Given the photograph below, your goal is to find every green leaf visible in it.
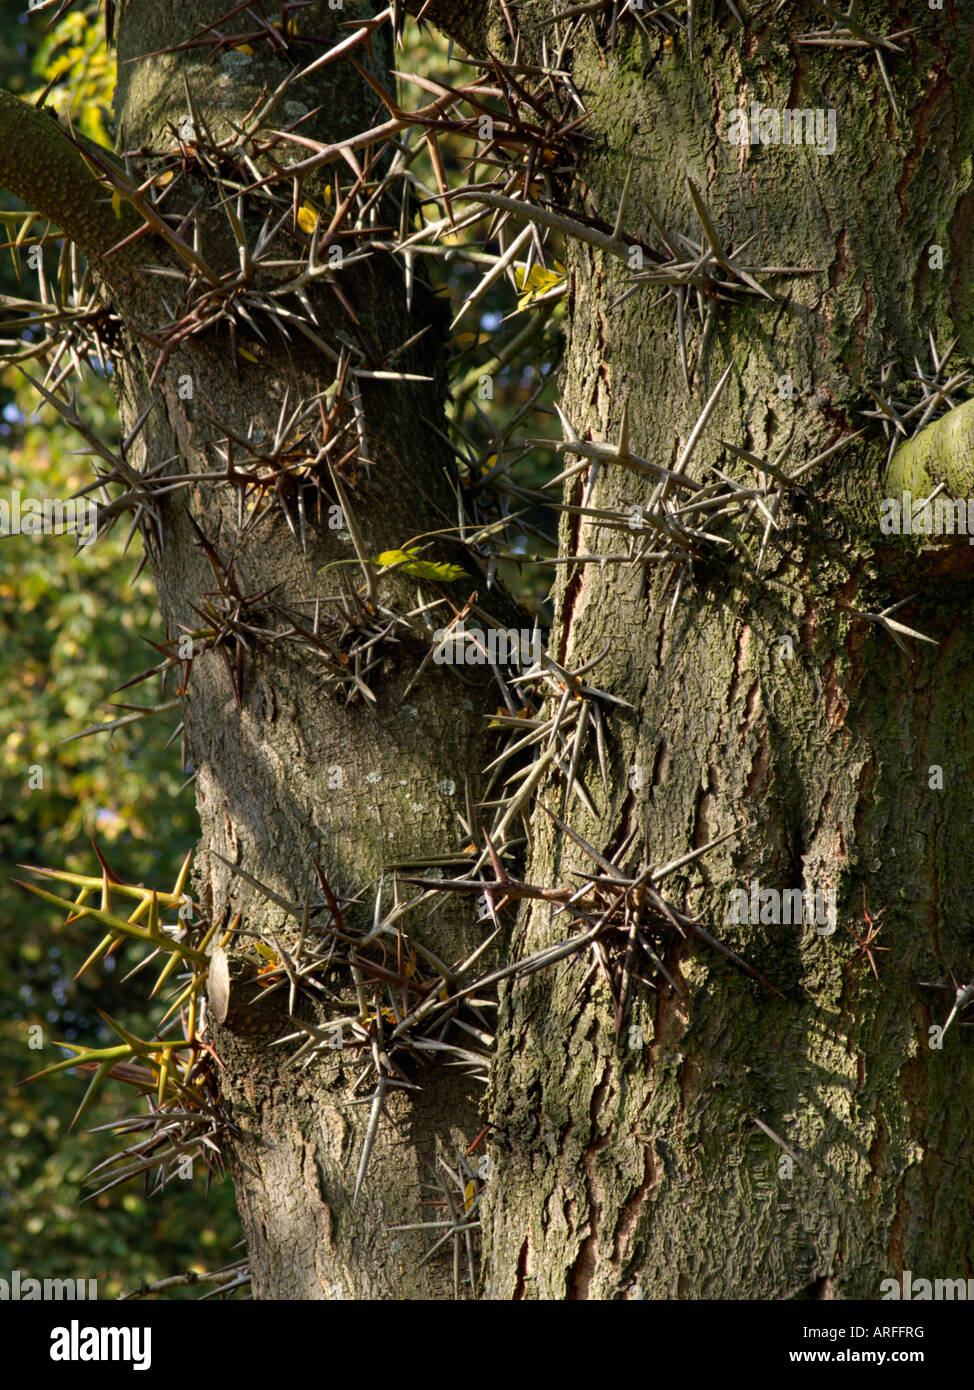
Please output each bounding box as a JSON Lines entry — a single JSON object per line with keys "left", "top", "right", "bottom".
{"left": 373, "top": 547, "right": 469, "bottom": 583}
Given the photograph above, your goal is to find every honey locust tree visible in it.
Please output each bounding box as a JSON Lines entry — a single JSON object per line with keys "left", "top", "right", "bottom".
{"left": 4, "top": 0, "right": 974, "bottom": 1300}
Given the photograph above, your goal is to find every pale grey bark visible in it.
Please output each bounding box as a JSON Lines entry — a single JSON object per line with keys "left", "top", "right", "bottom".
{"left": 10, "top": 0, "right": 973, "bottom": 1300}
{"left": 482, "top": 6, "right": 974, "bottom": 1299}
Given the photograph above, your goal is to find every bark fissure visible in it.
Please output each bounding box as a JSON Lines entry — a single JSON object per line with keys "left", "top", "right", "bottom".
{"left": 9, "top": 0, "right": 974, "bottom": 1300}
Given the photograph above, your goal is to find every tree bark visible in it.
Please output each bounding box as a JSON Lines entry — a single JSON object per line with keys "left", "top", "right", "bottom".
{"left": 107, "top": 0, "right": 515, "bottom": 1299}
{"left": 6, "top": 0, "right": 974, "bottom": 1300}
{"left": 480, "top": 3, "right": 974, "bottom": 1299}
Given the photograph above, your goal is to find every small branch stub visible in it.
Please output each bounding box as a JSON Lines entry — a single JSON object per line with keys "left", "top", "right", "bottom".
{"left": 208, "top": 945, "right": 289, "bottom": 1039}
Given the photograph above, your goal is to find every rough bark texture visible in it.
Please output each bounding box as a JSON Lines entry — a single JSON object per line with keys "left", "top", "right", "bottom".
{"left": 107, "top": 0, "right": 517, "bottom": 1299}
{"left": 7, "top": 0, "right": 974, "bottom": 1300}
{"left": 480, "top": 4, "right": 974, "bottom": 1299}
{"left": 0, "top": 90, "right": 144, "bottom": 281}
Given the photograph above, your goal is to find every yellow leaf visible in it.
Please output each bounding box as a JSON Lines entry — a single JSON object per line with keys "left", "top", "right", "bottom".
{"left": 111, "top": 191, "right": 122, "bottom": 220}
{"left": 234, "top": 43, "right": 254, "bottom": 54}
{"left": 373, "top": 547, "right": 469, "bottom": 583}
{"left": 463, "top": 1180, "right": 476, "bottom": 1214}
{"left": 297, "top": 202, "right": 320, "bottom": 235}
{"left": 514, "top": 261, "right": 566, "bottom": 310}
{"left": 238, "top": 347, "right": 259, "bottom": 363}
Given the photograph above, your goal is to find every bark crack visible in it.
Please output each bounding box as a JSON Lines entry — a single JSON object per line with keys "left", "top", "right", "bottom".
{"left": 568, "top": 1059, "right": 613, "bottom": 1298}
{"left": 513, "top": 1237, "right": 529, "bottom": 1300}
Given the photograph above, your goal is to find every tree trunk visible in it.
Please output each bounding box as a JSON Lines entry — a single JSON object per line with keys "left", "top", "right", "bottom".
{"left": 6, "top": 0, "right": 974, "bottom": 1300}
{"left": 108, "top": 0, "right": 515, "bottom": 1300}
{"left": 480, "top": 3, "right": 974, "bottom": 1299}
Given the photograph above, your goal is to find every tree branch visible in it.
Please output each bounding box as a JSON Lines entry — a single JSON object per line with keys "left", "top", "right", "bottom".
{"left": 0, "top": 90, "right": 148, "bottom": 290}
{"left": 402, "top": 0, "right": 494, "bottom": 55}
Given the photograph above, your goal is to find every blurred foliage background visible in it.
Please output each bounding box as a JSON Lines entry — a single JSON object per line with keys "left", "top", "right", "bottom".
{"left": 0, "top": 1, "right": 242, "bottom": 1298}
{"left": 0, "top": 1, "right": 560, "bottom": 1297}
